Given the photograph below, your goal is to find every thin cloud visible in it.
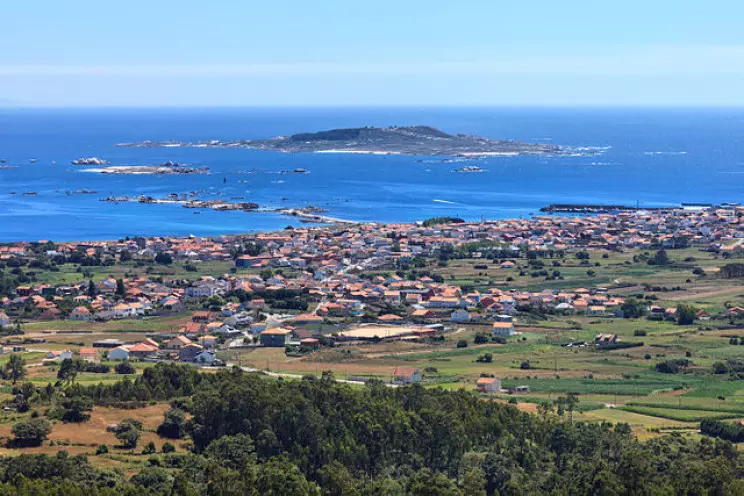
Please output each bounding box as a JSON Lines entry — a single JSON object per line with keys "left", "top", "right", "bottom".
{"left": 1, "top": 45, "right": 744, "bottom": 77}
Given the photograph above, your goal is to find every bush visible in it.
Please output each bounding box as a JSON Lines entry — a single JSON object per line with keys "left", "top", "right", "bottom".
{"left": 96, "top": 444, "right": 109, "bottom": 455}
{"left": 115, "top": 361, "right": 136, "bottom": 374}
{"left": 142, "top": 441, "right": 156, "bottom": 455}
{"left": 655, "top": 359, "right": 691, "bottom": 374}
{"left": 162, "top": 442, "right": 175, "bottom": 453}
{"left": 520, "top": 361, "right": 531, "bottom": 370}
{"left": 473, "top": 333, "right": 489, "bottom": 345}
{"left": 634, "top": 329, "right": 647, "bottom": 337}
{"left": 476, "top": 353, "right": 493, "bottom": 363}
{"left": 456, "top": 340, "right": 468, "bottom": 349}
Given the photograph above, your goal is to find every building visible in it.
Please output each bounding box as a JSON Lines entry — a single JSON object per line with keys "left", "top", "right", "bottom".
{"left": 594, "top": 333, "right": 618, "bottom": 348}
{"left": 93, "top": 338, "right": 125, "bottom": 348}
{"left": 476, "top": 377, "right": 501, "bottom": 393}
{"left": 194, "top": 350, "right": 216, "bottom": 364}
{"left": 79, "top": 347, "right": 99, "bottom": 363}
{"left": 260, "top": 328, "right": 292, "bottom": 347}
{"left": 179, "top": 344, "right": 205, "bottom": 362}
{"left": 69, "top": 306, "right": 91, "bottom": 322}
{"left": 492, "top": 321, "right": 515, "bottom": 337}
{"left": 392, "top": 366, "right": 422, "bottom": 384}
{"left": 107, "top": 346, "right": 130, "bottom": 361}
{"left": 128, "top": 342, "right": 158, "bottom": 359}
{"left": 165, "top": 335, "right": 192, "bottom": 350}
{"left": 450, "top": 309, "right": 471, "bottom": 323}
{"left": 0, "top": 312, "right": 9, "bottom": 327}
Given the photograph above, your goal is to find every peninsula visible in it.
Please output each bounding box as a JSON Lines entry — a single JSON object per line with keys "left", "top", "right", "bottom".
{"left": 118, "top": 125, "right": 579, "bottom": 156}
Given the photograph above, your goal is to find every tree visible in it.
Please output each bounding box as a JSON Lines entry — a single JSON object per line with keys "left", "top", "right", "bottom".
{"left": 204, "top": 434, "right": 256, "bottom": 470}
{"left": 621, "top": 298, "right": 647, "bottom": 319}
{"left": 4, "top": 353, "right": 26, "bottom": 384}
{"left": 115, "top": 278, "right": 125, "bottom": 297}
{"left": 115, "top": 419, "right": 141, "bottom": 449}
{"left": 456, "top": 340, "right": 468, "bottom": 348}
{"left": 677, "top": 303, "right": 697, "bottom": 325}
{"left": 141, "top": 441, "right": 156, "bottom": 454}
{"left": 87, "top": 279, "right": 97, "bottom": 297}
{"left": 256, "top": 457, "right": 319, "bottom": 496}
{"left": 57, "top": 358, "right": 84, "bottom": 385}
{"left": 154, "top": 252, "right": 173, "bottom": 265}
{"left": 11, "top": 418, "right": 51, "bottom": 447}
{"left": 56, "top": 396, "right": 93, "bottom": 423}
{"left": 156, "top": 408, "right": 186, "bottom": 439}
{"left": 651, "top": 250, "right": 669, "bottom": 266}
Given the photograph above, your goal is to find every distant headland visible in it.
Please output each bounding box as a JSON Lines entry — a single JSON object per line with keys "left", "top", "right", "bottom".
{"left": 118, "top": 125, "right": 590, "bottom": 157}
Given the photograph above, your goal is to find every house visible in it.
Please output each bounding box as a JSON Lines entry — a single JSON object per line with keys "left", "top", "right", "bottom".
{"left": 260, "top": 328, "right": 293, "bottom": 347}
{"left": 411, "top": 309, "right": 434, "bottom": 320}
{"left": 79, "top": 347, "right": 99, "bottom": 363}
{"left": 594, "top": 333, "right": 618, "bottom": 348}
{"left": 107, "top": 346, "right": 130, "bottom": 361}
{"left": 128, "top": 342, "right": 158, "bottom": 359}
{"left": 166, "top": 335, "right": 193, "bottom": 350}
{"left": 450, "top": 309, "right": 471, "bottom": 323}
{"left": 426, "top": 297, "right": 460, "bottom": 309}
{"left": 198, "top": 335, "right": 218, "bottom": 348}
{"left": 45, "top": 349, "right": 73, "bottom": 362}
{"left": 697, "top": 309, "right": 711, "bottom": 321}
{"left": 69, "top": 306, "right": 91, "bottom": 321}
{"left": 587, "top": 305, "right": 607, "bottom": 316}
{"left": 290, "top": 314, "right": 324, "bottom": 325}
{"left": 0, "top": 312, "right": 11, "bottom": 327}
{"left": 476, "top": 377, "right": 501, "bottom": 393}
{"left": 179, "top": 343, "right": 205, "bottom": 362}
{"left": 194, "top": 350, "right": 216, "bottom": 364}
{"left": 492, "top": 321, "right": 515, "bottom": 337}
{"left": 392, "top": 366, "right": 422, "bottom": 384}
{"left": 192, "top": 311, "right": 211, "bottom": 323}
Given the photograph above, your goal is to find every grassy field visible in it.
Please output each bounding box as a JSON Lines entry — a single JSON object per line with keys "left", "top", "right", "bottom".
{"left": 6, "top": 244, "right": 744, "bottom": 437}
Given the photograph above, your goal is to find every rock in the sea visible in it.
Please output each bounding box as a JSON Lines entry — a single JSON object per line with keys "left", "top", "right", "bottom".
{"left": 71, "top": 157, "right": 109, "bottom": 165}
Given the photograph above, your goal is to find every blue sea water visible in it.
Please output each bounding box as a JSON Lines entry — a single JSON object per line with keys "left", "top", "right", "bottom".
{"left": 0, "top": 107, "right": 742, "bottom": 242}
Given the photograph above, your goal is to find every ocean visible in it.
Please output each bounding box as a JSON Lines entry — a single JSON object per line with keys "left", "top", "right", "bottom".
{"left": 0, "top": 107, "right": 742, "bottom": 242}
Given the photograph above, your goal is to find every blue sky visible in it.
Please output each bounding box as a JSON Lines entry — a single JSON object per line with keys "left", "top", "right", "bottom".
{"left": 2, "top": 0, "right": 744, "bottom": 106}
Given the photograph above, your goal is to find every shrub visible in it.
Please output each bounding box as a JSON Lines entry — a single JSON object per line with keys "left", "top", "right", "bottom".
{"left": 96, "top": 444, "right": 109, "bottom": 455}
{"left": 115, "top": 361, "right": 136, "bottom": 375}
{"left": 456, "top": 340, "right": 468, "bottom": 349}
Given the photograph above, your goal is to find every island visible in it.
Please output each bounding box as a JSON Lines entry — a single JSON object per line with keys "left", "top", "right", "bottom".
{"left": 117, "top": 125, "right": 584, "bottom": 157}
{"left": 82, "top": 161, "right": 209, "bottom": 175}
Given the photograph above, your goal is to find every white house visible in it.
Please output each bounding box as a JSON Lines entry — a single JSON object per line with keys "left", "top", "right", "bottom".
{"left": 0, "top": 312, "right": 10, "bottom": 327}
{"left": 450, "top": 309, "right": 471, "bottom": 323}
{"left": 492, "top": 321, "right": 515, "bottom": 337}
{"left": 107, "top": 346, "right": 130, "bottom": 361}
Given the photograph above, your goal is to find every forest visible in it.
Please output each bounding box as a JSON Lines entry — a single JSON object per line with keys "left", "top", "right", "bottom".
{"left": 2, "top": 363, "right": 743, "bottom": 495}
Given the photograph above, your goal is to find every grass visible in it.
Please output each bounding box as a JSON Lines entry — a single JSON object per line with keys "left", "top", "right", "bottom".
{"left": 619, "top": 405, "right": 740, "bottom": 422}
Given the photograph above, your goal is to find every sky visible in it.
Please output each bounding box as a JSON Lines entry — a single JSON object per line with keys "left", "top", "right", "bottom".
{"left": 2, "top": 0, "right": 744, "bottom": 107}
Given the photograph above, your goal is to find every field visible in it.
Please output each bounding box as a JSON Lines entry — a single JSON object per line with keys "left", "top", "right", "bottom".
{"left": 5, "top": 244, "right": 744, "bottom": 448}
